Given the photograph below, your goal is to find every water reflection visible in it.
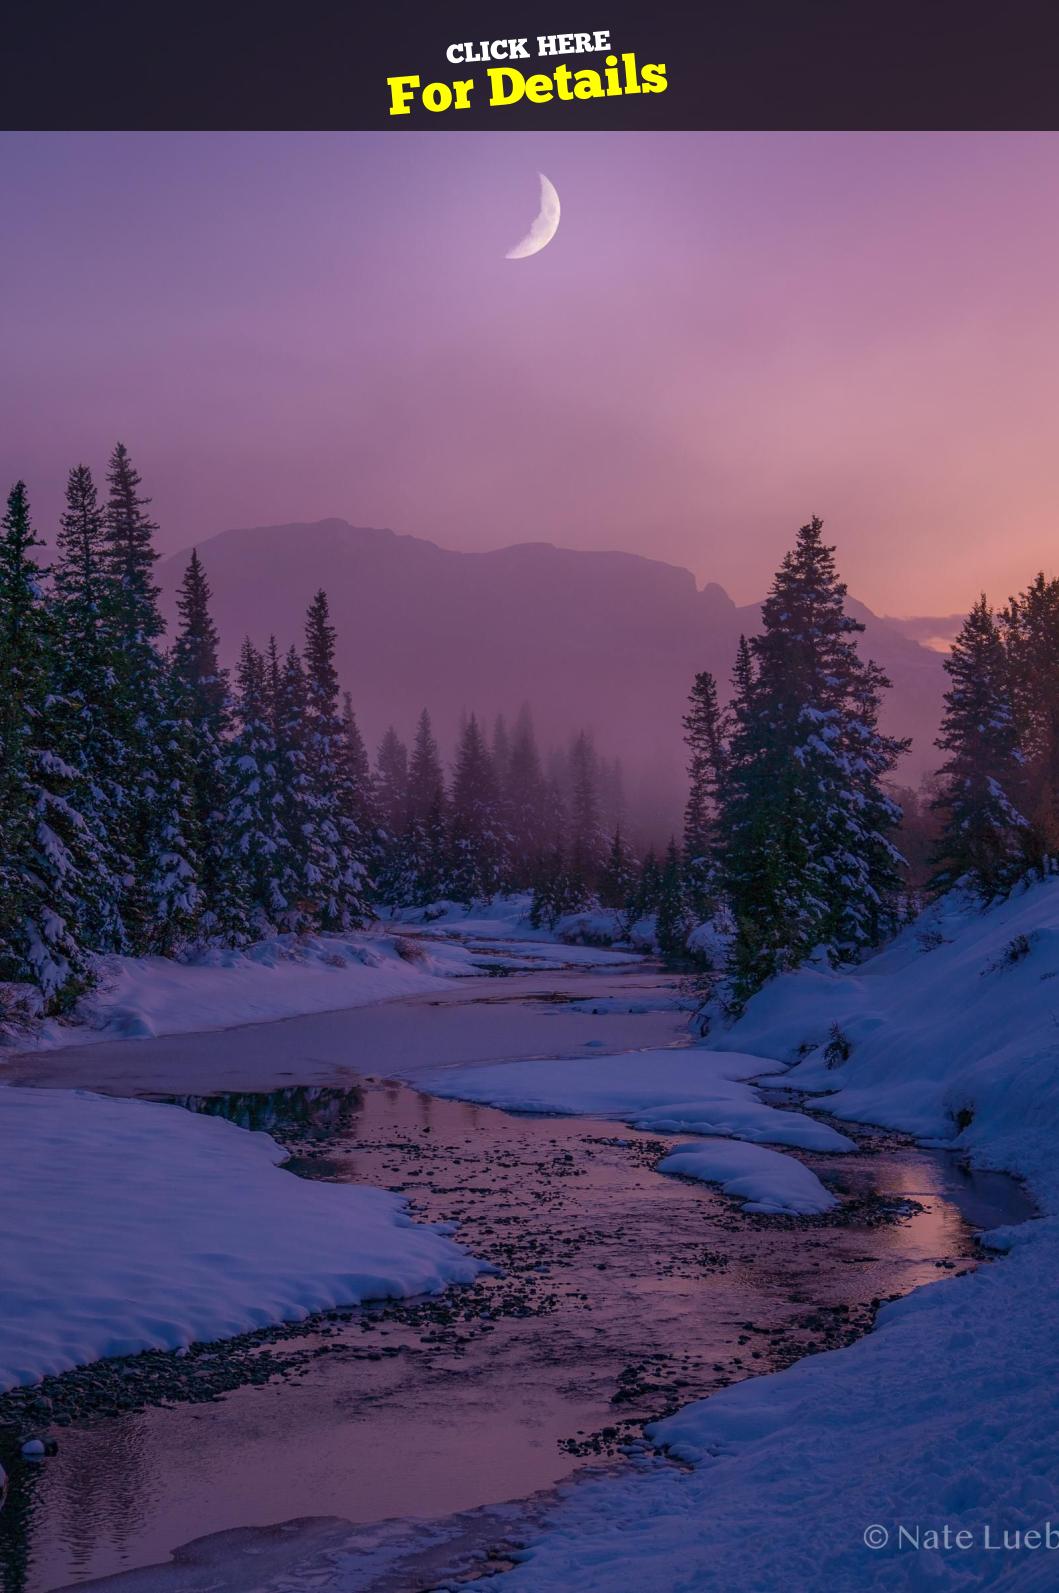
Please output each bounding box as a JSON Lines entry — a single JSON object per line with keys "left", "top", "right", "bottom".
{"left": 157, "top": 1084, "right": 363, "bottom": 1140}
{"left": 2, "top": 1079, "right": 1034, "bottom": 1593}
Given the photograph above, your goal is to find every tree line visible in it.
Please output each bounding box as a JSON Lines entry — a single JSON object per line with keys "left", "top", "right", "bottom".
{"left": 670, "top": 519, "right": 1059, "bottom": 1008}
{"left": 0, "top": 446, "right": 634, "bottom": 1006}
{"left": 1, "top": 454, "right": 1052, "bottom": 1014}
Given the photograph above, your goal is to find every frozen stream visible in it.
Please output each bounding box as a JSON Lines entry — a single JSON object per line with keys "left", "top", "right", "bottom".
{"left": 0, "top": 954, "right": 1035, "bottom": 1593}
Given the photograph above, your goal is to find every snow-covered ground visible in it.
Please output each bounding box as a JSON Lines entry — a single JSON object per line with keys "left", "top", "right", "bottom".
{"left": 490, "top": 880, "right": 1059, "bottom": 1591}
{"left": 1, "top": 904, "right": 640, "bottom": 1056}
{"left": 0, "top": 900, "right": 644, "bottom": 1396}
{"left": 657, "top": 1138, "right": 838, "bottom": 1215}
{"left": 417, "top": 1049, "right": 852, "bottom": 1214}
{"left": 0, "top": 1084, "right": 484, "bottom": 1392}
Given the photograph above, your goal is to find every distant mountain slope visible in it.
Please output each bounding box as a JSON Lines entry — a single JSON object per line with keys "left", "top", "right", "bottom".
{"left": 158, "top": 520, "right": 946, "bottom": 827}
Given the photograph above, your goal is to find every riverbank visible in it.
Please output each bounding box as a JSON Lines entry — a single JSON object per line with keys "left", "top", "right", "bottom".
{"left": 4, "top": 889, "right": 1055, "bottom": 1592}
{"left": 1, "top": 1067, "right": 1003, "bottom": 1592}
{"left": 456, "top": 880, "right": 1059, "bottom": 1592}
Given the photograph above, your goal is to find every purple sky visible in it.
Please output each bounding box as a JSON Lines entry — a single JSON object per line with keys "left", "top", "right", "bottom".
{"left": 3, "top": 130, "right": 1059, "bottom": 613}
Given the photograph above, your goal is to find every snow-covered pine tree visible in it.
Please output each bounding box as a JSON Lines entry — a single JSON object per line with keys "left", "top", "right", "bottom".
{"left": 655, "top": 838, "right": 692, "bottom": 966}
{"left": 0, "top": 482, "right": 98, "bottom": 1002}
{"left": 682, "top": 669, "right": 727, "bottom": 916}
{"left": 340, "top": 691, "right": 380, "bottom": 901}
{"left": 448, "top": 713, "right": 504, "bottom": 904}
{"left": 721, "top": 519, "right": 907, "bottom": 1003}
{"left": 528, "top": 841, "right": 589, "bottom": 928}
{"left": 301, "top": 589, "right": 370, "bottom": 931}
{"left": 51, "top": 463, "right": 128, "bottom": 951}
{"left": 932, "top": 595, "right": 1030, "bottom": 897}
{"left": 403, "top": 708, "right": 449, "bottom": 905}
{"left": 341, "top": 693, "right": 377, "bottom": 839}
{"left": 999, "top": 573, "right": 1059, "bottom": 858}
{"left": 373, "top": 726, "right": 410, "bottom": 907}
{"left": 143, "top": 675, "right": 203, "bottom": 954}
{"left": 229, "top": 637, "right": 289, "bottom": 933}
{"left": 103, "top": 442, "right": 164, "bottom": 650}
{"left": 598, "top": 825, "right": 638, "bottom": 913}
{"left": 271, "top": 641, "right": 313, "bottom": 931}
{"left": 101, "top": 442, "right": 198, "bottom": 951}
{"left": 631, "top": 847, "right": 663, "bottom": 923}
{"left": 171, "top": 549, "right": 248, "bottom": 943}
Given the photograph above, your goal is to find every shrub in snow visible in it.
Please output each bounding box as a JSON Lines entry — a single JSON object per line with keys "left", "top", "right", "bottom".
{"left": 394, "top": 934, "right": 426, "bottom": 963}
{"left": 554, "top": 909, "right": 621, "bottom": 947}
{"left": 823, "top": 1023, "right": 853, "bottom": 1067}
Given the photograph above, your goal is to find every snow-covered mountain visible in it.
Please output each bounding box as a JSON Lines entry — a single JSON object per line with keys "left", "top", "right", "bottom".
{"left": 159, "top": 520, "right": 947, "bottom": 817}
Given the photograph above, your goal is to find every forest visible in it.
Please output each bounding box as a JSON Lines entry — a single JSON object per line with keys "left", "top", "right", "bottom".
{"left": 1, "top": 444, "right": 1055, "bottom": 1012}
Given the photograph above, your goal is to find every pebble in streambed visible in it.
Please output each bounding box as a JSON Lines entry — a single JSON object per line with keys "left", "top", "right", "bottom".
{"left": 0, "top": 1085, "right": 980, "bottom": 1485}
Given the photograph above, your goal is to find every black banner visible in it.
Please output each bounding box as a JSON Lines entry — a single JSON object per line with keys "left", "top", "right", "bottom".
{"left": 6, "top": 0, "right": 1059, "bottom": 130}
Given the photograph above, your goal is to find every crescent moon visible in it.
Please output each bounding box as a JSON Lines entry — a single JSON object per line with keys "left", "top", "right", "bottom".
{"left": 505, "top": 172, "right": 561, "bottom": 260}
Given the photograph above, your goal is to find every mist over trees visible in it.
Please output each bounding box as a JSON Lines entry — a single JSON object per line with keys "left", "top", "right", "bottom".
{"left": 3, "top": 457, "right": 1054, "bottom": 1014}
{"left": 0, "top": 451, "right": 635, "bottom": 1005}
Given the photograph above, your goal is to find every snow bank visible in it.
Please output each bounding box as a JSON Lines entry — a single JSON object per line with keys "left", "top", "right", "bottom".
{"left": 716, "top": 878, "right": 1059, "bottom": 1190}
{"left": 394, "top": 896, "right": 643, "bottom": 968}
{"left": 659, "top": 1138, "right": 837, "bottom": 1214}
{"left": 0, "top": 1085, "right": 483, "bottom": 1391}
{"left": 3, "top": 930, "right": 482, "bottom": 1053}
{"left": 425, "top": 1049, "right": 854, "bottom": 1154}
{"left": 498, "top": 880, "right": 1059, "bottom": 1591}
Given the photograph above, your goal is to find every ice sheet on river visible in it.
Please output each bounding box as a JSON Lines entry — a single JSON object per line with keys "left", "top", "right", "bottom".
{"left": 415, "top": 1047, "right": 850, "bottom": 1216}
{"left": 420, "top": 1047, "right": 854, "bottom": 1155}
{"left": 0, "top": 1085, "right": 484, "bottom": 1391}
{"left": 659, "top": 1137, "right": 838, "bottom": 1214}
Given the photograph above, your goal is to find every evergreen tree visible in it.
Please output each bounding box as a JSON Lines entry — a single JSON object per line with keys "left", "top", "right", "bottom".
{"left": 140, "top": 676, "right": 202, "bottom": 954}
{"left": 273, "top": 643, "right": 314, "bottom": 932}
{"left": 300, "top": 590, "right": 370, "bottom": 931}
{"left": 51, "top": 464, "right": 127, "bottom": 950}
{"left": 932, "top": 596, "right": 1030, "bottom": 897}
{"left": 103, "top": 442, "right": 163, "bottom": 647}
{"left": 341, "top": 693, "right": 377, "bottom": 839}
{"left": 0, "top": 483, "right": 96, "bottom": 1000}
{"left": 403, "top": 708, "right": 448, "bottom": 904}
{"left": 100, "top": 443, "right": 175, "bottom": 949}
{"left": 682, "top": 669, "right": 727, "bottom": 915}
{"left": 448, "top": 714, "right": 504, "bottom": 903}
{"left": 632, "top": 847, "right": 663, "bottom": 922}
{"left": 529, "top": 841, "right": 589, "bottom": 928}
{"left": 1000, "top": 572, "right": 1059, "bottom": 856}
{"left": 373, "top": 726, "right": 410, "bottom": 906}
{"left": 655, "top": 838, "right": 691, "bottom": 965}
{"left": 721, "top": 519, "right": 907, "bottom": 1002}
{"left": 171, "top": 549, "right": 246, "bottom": 942}
{"left": 229, "top": 637, "right": 289, "bottom": 932}
{"left": 374, "top": 727, "right": 409, "bottom": 835}
{"left": 598, "top": 825, "right": 638, "bottom": 914}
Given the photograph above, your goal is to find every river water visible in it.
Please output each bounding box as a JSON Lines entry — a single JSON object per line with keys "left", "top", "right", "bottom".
{"left": 0, "top": 957, "right": 1035, "bottom": 1593}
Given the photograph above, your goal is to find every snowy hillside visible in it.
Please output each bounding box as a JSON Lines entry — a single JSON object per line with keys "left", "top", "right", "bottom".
{"left": 499, "top": 880, "right": 1059, "bottom": 1591}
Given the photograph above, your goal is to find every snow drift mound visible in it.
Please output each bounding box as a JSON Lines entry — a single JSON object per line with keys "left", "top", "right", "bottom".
{"left": 0, "top": 1085, "right": 484, "bottom": 1390}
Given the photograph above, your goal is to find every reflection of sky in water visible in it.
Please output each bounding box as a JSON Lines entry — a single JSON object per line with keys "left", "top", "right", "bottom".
{"left": 6, "top": 1069, "right": 1030, "bottom": 1593}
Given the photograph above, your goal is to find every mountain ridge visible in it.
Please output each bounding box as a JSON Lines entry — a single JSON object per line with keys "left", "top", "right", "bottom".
{"left": 158, "top": 519, "right": 947, "bottom": 830}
